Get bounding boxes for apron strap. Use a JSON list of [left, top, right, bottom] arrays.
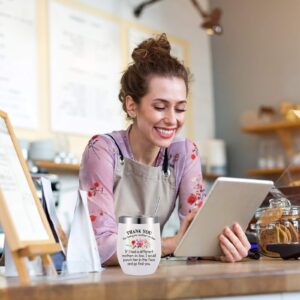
[[162, 148, 170, 176], [106, 134, 170, 175], [106, 134, 124, 162]]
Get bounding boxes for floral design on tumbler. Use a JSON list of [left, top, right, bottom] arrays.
[[128, 239, 150, 249]]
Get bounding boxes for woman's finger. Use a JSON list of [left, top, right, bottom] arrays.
[[219, 233, 243, 261], [232, 223, 251, 250], [222, 227, 248, 259], [219, 242, 235, 263]]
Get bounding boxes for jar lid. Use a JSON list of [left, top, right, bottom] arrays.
[[255, 205, 300, 218], [119, 216, 159, 224]]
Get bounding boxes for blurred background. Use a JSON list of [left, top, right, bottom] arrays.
[[1, 0, 300, 250]]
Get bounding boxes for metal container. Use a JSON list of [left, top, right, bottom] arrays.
[[117, 216, 161, 275]]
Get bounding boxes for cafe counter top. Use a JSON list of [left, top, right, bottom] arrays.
[[1, 258, 300, 299]]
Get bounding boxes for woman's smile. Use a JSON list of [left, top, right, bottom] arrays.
[[154, 127, 177, 139]]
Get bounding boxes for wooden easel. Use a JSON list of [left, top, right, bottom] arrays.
[[0, 111, 61, 284], [10, 243, 61, 284]]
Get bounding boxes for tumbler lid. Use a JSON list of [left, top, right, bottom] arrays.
[[119, 215, 159, 224]]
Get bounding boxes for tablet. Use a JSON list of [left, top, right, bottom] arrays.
[[174, 177, 273, 257]]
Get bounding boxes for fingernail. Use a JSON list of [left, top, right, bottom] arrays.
[[233, 223, 239, 230]]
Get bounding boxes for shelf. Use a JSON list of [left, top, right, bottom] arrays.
[[246, 167, 285, 176], [246, 165, 300, 176], [242, 119, 300, 177], [241, 120, 300, 134], [34, 160, 80, 174], [241, 120, 300, 159], [34, 160, 219, 180]]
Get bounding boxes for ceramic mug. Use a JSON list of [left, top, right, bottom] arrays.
[[117, 216, 161, 275]]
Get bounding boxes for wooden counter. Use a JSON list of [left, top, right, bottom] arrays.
[[1, 258, 300, 299]]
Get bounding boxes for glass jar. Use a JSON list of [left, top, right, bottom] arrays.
[[117, 216, 161, 275], [252, 198, 300, 257]]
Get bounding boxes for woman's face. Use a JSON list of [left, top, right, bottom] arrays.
[[133, 76, 187, 148]]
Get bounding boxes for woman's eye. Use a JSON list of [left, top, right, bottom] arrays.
[[153, 106, 186, 112], [154, 107, 165, 111]]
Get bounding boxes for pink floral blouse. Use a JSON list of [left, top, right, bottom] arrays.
[[79, 127, 206, 263]]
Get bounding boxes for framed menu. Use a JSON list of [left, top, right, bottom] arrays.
[[0, 110, 58, 251], [49, 0, 123, 135]]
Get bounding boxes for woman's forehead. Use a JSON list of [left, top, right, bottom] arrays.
[[146, 76, 187, 96]]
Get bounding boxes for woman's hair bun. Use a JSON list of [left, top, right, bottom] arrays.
[[131, 33, 171, 63], [119, 32, 190, 118]]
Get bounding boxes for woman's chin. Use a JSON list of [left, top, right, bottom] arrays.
[[153, 137, 174, 148]]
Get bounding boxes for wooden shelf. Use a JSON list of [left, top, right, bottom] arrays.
[[34, 160, 80, 174], [241, 120, 300, 134], [246, 167, 285, 176], [242, 119, 300, 161], [246, 165, 300, 176], [34, 160, 220, 180]]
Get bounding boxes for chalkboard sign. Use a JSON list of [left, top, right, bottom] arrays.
[[0, 110, 60, 283]]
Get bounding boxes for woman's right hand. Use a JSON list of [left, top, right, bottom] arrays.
[[162, 207, 199, 256]]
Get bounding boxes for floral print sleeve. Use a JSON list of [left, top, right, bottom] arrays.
[[79, 135, 118, 264], [177, 140, 206, 224]]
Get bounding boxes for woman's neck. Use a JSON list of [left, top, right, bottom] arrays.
[[128, 124, 160, 166]]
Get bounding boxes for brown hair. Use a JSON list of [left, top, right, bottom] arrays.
[[119, 33, 190, 119]]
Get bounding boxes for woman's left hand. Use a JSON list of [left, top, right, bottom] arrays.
[[218, 223, 251, 263]]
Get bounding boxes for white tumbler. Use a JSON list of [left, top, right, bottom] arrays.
[[117, 216, 161, 275]]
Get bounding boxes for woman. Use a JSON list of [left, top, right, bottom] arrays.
[[79, 33, 250, 266]]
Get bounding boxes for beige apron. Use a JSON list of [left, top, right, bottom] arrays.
[[107, 134, 177, 230]]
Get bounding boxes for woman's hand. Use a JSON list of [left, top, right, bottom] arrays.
[[218, 223, 251, 263], [162, 207, 199, 256]]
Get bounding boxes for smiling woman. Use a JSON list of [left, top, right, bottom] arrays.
[[79, 33, 250, 267]]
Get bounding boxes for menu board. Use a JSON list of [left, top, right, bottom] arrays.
[[0, 116, 49, 242], [0, 0, 38, 129], [49, 1, 123, 135]]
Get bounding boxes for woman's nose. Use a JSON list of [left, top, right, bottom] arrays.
[[164, 109, 177, 125]]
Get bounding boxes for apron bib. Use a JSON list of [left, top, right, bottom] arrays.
[[107, 135, 177, 229]]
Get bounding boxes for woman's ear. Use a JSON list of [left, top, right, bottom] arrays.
[[125, 96, 137, 119]]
